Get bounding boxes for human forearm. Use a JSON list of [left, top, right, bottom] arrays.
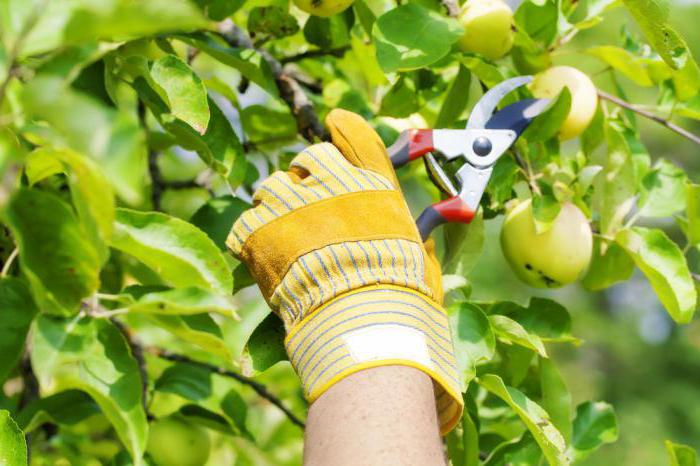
[[303, 366, 446, 466]]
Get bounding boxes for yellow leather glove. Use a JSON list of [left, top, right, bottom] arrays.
[[227, 109, 462, 434]]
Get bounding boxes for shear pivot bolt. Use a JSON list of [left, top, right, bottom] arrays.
[[473, 137, 492, 156]]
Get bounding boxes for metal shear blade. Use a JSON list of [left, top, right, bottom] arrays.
[[388, 76, 551, 240]]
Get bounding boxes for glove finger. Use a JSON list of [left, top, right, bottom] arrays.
[[289, 142, 392, 196], [325, 109, 401, 189]]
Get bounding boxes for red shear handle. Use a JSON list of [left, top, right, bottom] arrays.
[[416, 196, 475, 241], [388, 129, 434, 168]]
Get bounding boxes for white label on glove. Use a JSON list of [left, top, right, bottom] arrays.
[[343, 325, 432, 368]]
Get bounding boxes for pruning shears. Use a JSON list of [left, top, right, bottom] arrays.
[[388, 76, 551, 240]]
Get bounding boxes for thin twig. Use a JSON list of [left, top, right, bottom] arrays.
[[598, 90, 700, 146], [280, 46, 350, 64], [217, 19, 326, 142], [110, 318, 152, 419], [441, 0, 460, 17], [1, 247, 18, 277], [149, 347, 306, 429]]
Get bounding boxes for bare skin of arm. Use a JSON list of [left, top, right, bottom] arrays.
[[303, 366, 446, 466]]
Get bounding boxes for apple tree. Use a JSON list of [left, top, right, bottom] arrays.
[[0, 0, 699, 464]]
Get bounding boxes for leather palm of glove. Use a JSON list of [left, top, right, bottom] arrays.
[[227, 109, 463, 434]]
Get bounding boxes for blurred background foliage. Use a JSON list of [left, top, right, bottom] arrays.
[[1, 0, 700, 464]]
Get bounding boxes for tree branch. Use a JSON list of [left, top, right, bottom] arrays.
[[441, 0, 460, 17], [598, 89, 700, 146], [217, 19, 326, 142], [148, 347, 306, 429], [280, 46, 350, 64], [110, 318, 152, 419]]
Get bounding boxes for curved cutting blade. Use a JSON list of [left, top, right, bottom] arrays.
[[466, 76, 534, 130], [485, 98, 552, 136]]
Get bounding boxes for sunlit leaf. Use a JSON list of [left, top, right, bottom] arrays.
[[666, 440, 698, 466], [0, 410, 26, 466], [122, 285, 236, 316], [479, 374, 570, 466], [150, 55, 210, 134], [31, 315, 148, 464], [582, 239, 634, 290], [373, 4, 462, 72], [638, 159, 687, 218], [449, 302, 495, 387], [540, 357, 572, 443], [490, 315, 547, 357], [5, 188, 101, 315], [111, 208, 232, 295], [148, 314, 232, 361], [615, 227, 696, 323]]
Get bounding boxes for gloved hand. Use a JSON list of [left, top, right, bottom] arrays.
[[227, 109, 462, 434]]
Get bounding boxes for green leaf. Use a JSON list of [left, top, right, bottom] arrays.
[[571, 401, 618, 460], [531, 186, 561, 233], [150, 55, 210, 135], [483, 433, 542, 466], [190, 196, 250, 251], [241, 312, 287, 376], [592, 121, 636, 235], [175, 32, 278, 96], [615, 227, 696, 323], [435, 65, 472, 128], [133, 79, 243, 178], [193, 0, 244, 20], [0, 278, 39, 383], [582, 240, 635, 291], [155, 362, 213, 401], [240, 104, 297, 145], [373, 4, 463, 72], [638, 159, 687, 218], [443, 211, 485, 276], [446, 402, 480, 466], [620, 0, 698, 70], [303, 12, 353, 50], [21, 77, 147, 205], [685, 182, 700, 246], [449, 302, 495, 386], [4, 188, 101, 315], [540, 357, 572, 443], [478, 374, 570, 466], [248, 6, 299, 39], [148, 314, 232, 361], [514, 0, 559, 45], [522, 88, 571, 143], [111, 208, 232, 295], [26, 147, 115, 264], [16, 390, 99, 432], [31, 316, 148, 464], [379, 76, 420, 118], [666, 440, 698, 466], [490, 298, 575, 343], [19, 0, 207, 57], [0, 410, 26, 466], [586, 46, 664, 86], [122, 285, 236, 316], [489, 315, 547, 357]]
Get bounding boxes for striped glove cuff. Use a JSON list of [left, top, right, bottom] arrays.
[[285, 285, 463, 434]]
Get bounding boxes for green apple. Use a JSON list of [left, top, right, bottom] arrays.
[[293, 0, 354, 17], [530, 66, 598, 140], [500, 199, 592, 288], [457, 0, 514, 60], [146, 416, 210, 466]]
